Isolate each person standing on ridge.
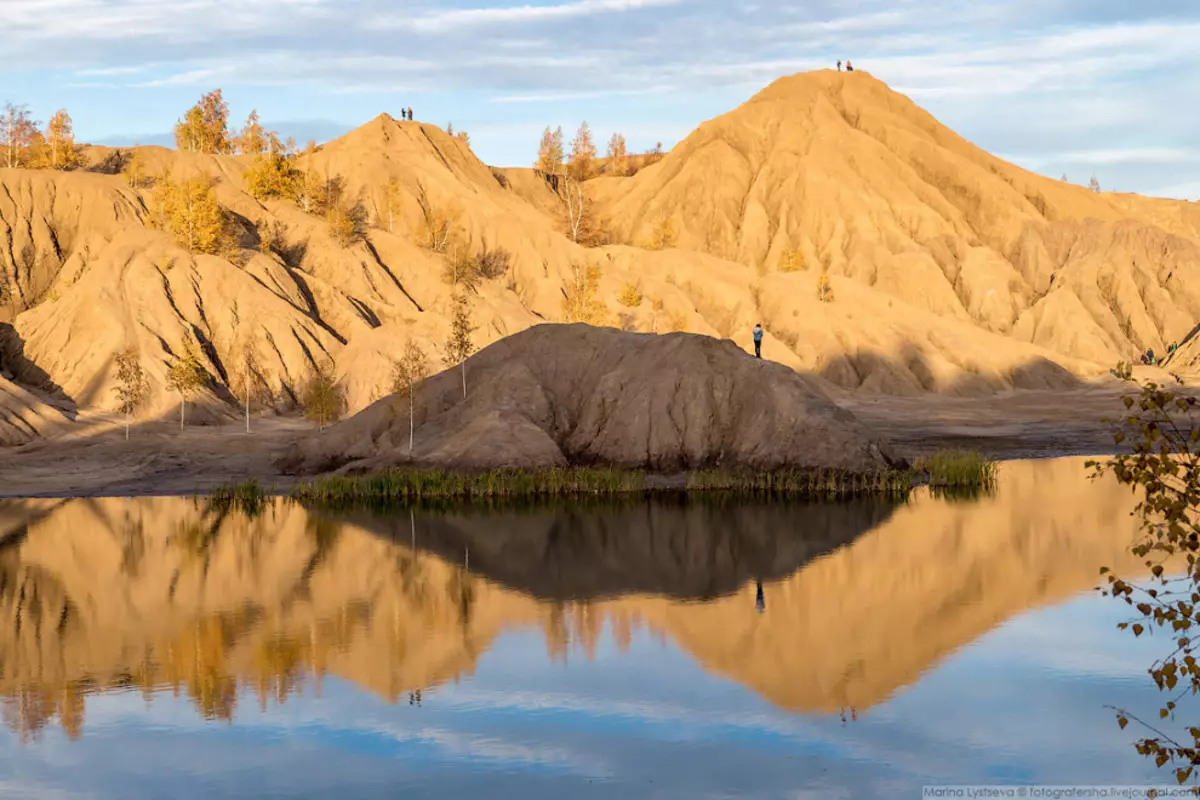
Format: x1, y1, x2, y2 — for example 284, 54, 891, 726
846, 60, 854, 72
837, 60, 842, 71
753, 323, 764, 358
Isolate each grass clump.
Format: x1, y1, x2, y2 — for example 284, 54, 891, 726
687, 468, 913, 498
292, 467, 646, 503
208, 478, 270, 517
914, 450, 997, 490
286, 455, 998, 508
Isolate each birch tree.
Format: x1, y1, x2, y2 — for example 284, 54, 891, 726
390, 339, 431, 453
300, 360, 344, 430
381, 177, 403, 234
1, 102, 39, 168
44, 110, 79, 170
606, 132, 628, 177
230, 340, 269, 433
562, 261, 608, 324
237, 110, 268, 155
561, 176, 588, 244
166, 340, 207, 431
443, 292, 477, 398
568, 121, 597, 182
535, 126, 564, 176
174, 90, 231, 154
113, 350, 150, 441
160, 175, 225, 254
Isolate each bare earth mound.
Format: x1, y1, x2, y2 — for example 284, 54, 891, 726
279, 324, 899, 475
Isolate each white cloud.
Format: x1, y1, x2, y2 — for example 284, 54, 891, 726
489, 87, 670, 103
130, 68, 221, 88
373, 0, 686, 32
1012, 148, 1200, 167
1149, 182, 1200, 202
73, 65, 149, 77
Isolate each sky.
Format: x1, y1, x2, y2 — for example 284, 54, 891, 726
1, 0, 1198, 200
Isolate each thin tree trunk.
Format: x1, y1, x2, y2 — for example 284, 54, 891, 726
245, 368, 250, 434
126, 411, 130, 441
408, 392, 414, 453
461, 362, 466, 398
180, 399, 185, 431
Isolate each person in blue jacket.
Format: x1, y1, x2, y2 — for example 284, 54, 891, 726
753, 323, 764, 358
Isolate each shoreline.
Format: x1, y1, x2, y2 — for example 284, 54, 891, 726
0, 388, 1135, 500
0, 448, 1111, 502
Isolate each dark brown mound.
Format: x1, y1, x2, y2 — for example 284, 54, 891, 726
278, 323, 900, 475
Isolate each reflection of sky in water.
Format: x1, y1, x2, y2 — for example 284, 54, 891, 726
0, 589, 1181, 799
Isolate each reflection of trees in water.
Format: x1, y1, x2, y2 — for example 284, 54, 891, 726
120, 502, 146, 579
1, 603, 378, 739
539, 603, 643, 664
0, 681, 86, 743
0, 501, 499, 740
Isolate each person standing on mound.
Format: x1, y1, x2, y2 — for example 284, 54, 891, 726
837, 60, 842, 71
846, 60, 854, 72
753, 323, 764, 358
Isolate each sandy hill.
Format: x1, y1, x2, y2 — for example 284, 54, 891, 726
0, 458, 1150, 738
2, 70, 1199, 446
278, 324, 899, 474
592, 70, 1200, 384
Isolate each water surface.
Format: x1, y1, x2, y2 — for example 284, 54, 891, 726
0, 458, 1180, 798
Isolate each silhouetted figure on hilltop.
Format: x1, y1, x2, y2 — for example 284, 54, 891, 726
753, 323, 763, 358
837, 60, 842, 71
756, 578, 765, 614
407, 108, 414, 121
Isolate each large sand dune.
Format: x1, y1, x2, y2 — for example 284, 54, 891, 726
2, 69, 1197, 451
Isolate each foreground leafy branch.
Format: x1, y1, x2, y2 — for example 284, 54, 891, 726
1087, 361, 1200, 787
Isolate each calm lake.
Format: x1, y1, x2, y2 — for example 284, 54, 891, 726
0, 457, 1183, 798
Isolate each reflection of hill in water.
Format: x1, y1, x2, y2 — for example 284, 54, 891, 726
342, 496, 899, 601
0, 458, 1145, 740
